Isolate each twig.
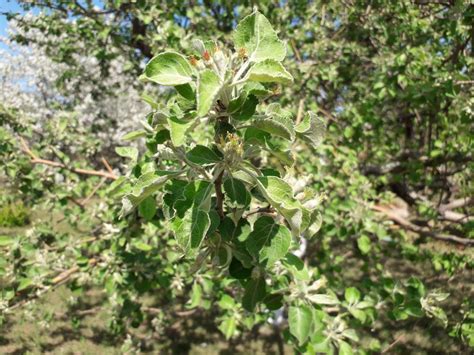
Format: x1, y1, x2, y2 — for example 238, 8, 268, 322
296, 99, 305, 125
101, 156, 114, 175
81, 177, 107, 205
244, 207, 276, 218
290, 39, 302, 62
19, 137, 118, 180
4, 258, 98, 313
68, 196, 85, 210
214, 170, 225, 219
381, 333, 405, 353
317, 107, 338, 123
372, 205, 474, 246
439, 197, 473, 212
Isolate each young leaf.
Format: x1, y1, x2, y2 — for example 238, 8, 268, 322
233, 11, 286, 62
175, 83, 195, 101
115, 146, 138, 161
357, 235, 371, 254
186, 145, 222, 165
134, 241, 153, 252
283, 253, 311, 281
246, 216, 291, 266
247, 59, 293, 84
339, 341, 354, 355
122, 130, 147, 141
306, 293, 340, 305
254, 176, 305, 234
219, 317, 237, 340
197, 69, 222, 117
144, 51, 194, 86
188, 282, 203, 309
167, 116, 193, 146
121, 172, 174, 217
295, 112, 326, 148
288, 305, 313, 345
242, 276, 267, 311
253, 115, 295, 141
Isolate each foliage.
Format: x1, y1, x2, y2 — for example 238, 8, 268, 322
0, 200, 30, 227
0, 1, 473, 353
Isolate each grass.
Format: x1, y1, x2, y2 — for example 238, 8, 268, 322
0, 194, 471, 353
0, 285, 290, 354
0, 200, 30, 228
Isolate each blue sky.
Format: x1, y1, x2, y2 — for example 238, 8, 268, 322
0, 1, 24, 36
0, 1, 103, 41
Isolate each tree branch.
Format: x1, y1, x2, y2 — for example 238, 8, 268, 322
5, 258, 98, 313
20, 137, 118, 180
372, 205, 474, 246
214, 169, 224, 219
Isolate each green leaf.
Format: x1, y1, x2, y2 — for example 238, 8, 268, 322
306, 293, 340, 305
289, 305, 313, 345
207, 210, 221, 235
254, 176, 306, 235
230, 93, 258, 121
253, 114, 295, 141
283, 253, 311, 281
172, 208, 210, 254
345, 287, 361, 304
175, 83, 195, 101
223, 177, 250, 208
253, 104, 295, 141
144, 51, 194, 86
17, 278, 33, 291
229, 257, 252, 279
170, 181, 213, 254
0, 235, 14, 247
140, 92, 159, 109
247, 59, 293, 84
246, 216, 291, 266
197, 69, 222, 117
167, 116, 193, 146
186, 145, 222, 165
115, 146, 138, 161
134, 241, 152, 252
263, 293, 284, 311
219, 317, 237, 340
233, 10, 286, 63
357, 235, 371, 255
188, 282, 202, 309
138, 196, 156, 221
295, 112, 326, 148
121, 172, 175, 217
218, 294, 236, 310
339, 341, 354, 355
228, 91, 248, 113
242, 276, 266, 311
121, 130, 147, 141
244, 82, 272, 97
